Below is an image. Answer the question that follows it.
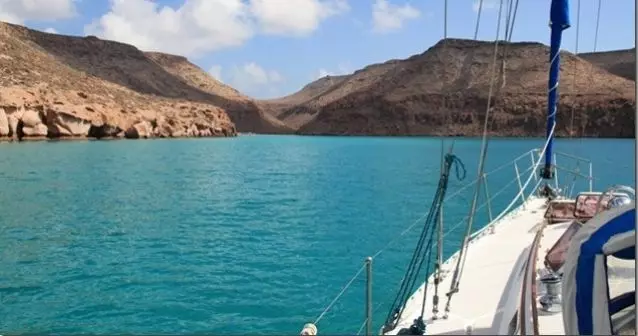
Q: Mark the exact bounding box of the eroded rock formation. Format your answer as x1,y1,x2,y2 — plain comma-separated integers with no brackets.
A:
0,21,278,141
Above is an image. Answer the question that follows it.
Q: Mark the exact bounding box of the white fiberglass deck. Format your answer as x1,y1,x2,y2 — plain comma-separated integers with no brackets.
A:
386,196,551,335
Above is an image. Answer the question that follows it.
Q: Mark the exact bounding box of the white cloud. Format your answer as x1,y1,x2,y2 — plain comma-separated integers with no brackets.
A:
472,0,498,12
208,65,223,82
85,0,253,58
228,62,283,95
85,0,349,58
315,62,350,79
251,0,349,36
317,68,332,78
372,0,420,33
0,0,76,24
43,27,58,33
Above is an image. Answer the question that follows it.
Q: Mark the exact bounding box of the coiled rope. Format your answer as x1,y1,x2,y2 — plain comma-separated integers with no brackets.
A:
381,153,466,334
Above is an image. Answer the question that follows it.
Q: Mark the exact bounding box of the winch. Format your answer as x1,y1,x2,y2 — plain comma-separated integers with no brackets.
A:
539,272,562,313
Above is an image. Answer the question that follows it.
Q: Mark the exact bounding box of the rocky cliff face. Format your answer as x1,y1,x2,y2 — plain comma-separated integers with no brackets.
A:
144,52,291,134
0,22,286,141
264,39,635,138
258,74,349,128
579,48,635,81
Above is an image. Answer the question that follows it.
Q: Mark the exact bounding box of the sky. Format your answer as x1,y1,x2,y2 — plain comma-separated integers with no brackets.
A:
0,0,635,99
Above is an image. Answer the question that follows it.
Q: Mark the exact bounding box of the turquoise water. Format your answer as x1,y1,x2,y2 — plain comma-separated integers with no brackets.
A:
0,136,634,334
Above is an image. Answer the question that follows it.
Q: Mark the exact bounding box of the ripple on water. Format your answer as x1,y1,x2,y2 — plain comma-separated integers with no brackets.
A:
0,137,633,334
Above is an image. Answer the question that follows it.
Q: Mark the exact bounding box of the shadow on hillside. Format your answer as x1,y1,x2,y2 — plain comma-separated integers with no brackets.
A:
26,33,264,121
606,64,636,81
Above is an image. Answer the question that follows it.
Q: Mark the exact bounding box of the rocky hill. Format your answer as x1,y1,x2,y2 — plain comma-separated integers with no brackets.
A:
258,74,348,128
579,48,635,81
144,52,291,133
264,39,635,138
0,22,289,141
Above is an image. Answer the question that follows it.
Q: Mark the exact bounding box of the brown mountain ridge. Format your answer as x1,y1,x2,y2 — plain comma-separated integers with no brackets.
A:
258,74,349,127
1,22,633,140
0,21,290,141
262,39,635,138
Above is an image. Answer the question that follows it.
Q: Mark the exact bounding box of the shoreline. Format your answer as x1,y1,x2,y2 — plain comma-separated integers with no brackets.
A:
0,133,633,143
291,133,634,139
0,134,237,143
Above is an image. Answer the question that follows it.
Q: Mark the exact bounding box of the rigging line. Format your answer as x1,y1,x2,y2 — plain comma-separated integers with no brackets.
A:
566,0,598,151
371,148,534,263
383,176,545,335
367,149,581,289
473,0,484,39
320,151,538,329
500,0,511,87
443,0,448,40
317,163,512,329
443,152,518,201
386,189,440,328
568,161,581,199
383,154,465,331
438,0,450,187
356,302,385,335
421,157,464,324
486,123,557,227
439,0,454,139
579,0,603,141
503,0,513,41
416,158,462,320
386,0,455,322
569,0,581,138
500,0,519,89
452,0,520,288
434,0,450,319
314,263,366,325
442,162,535,242
314,150,564,329
454,157,549,290
384,187,442,322
419,233,439,319
507,0,520,40
402,215,439,320
432,144,449,318
444,0,506,316
380,157,534,274
373,215,427,259
442,178,545,285
593,0,602,52
442,163,536,239
567,0,589,191
386,184,445,325
442,168,538,241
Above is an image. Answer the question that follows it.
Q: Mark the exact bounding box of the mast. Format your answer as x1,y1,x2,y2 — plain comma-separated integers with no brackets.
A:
541,0,571,179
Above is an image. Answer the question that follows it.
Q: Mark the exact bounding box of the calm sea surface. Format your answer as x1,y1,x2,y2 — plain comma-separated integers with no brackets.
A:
0,136,634,334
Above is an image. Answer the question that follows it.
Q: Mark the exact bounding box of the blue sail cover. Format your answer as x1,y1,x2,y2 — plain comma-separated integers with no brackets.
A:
543,0,571,177
562,202,636,335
